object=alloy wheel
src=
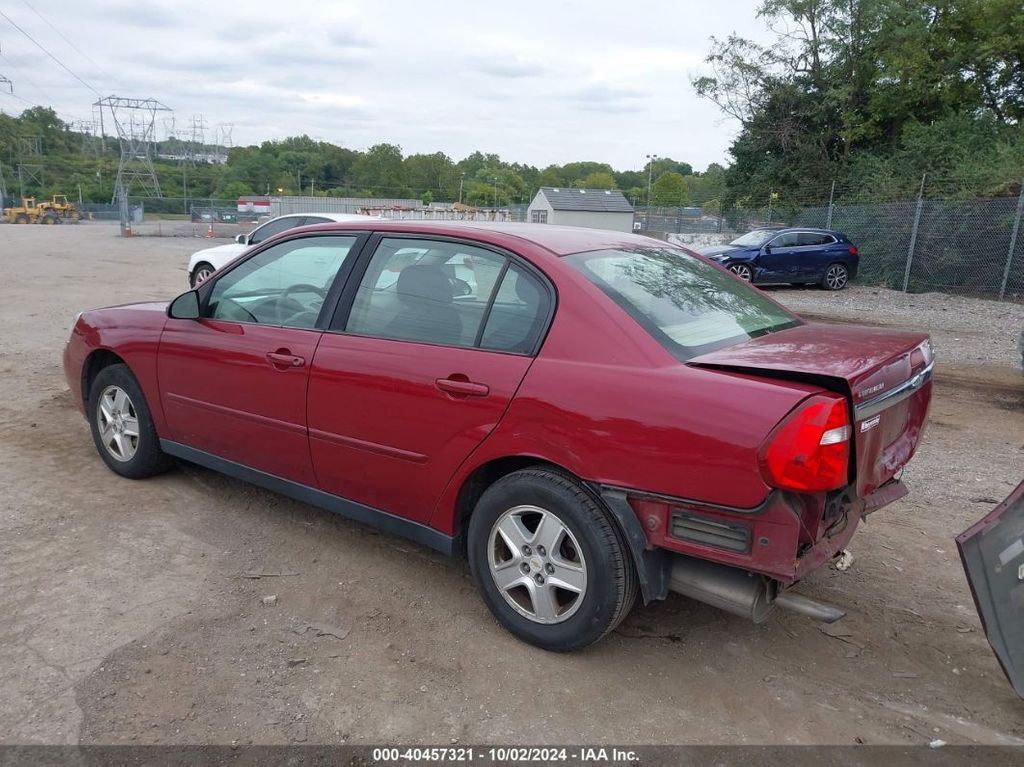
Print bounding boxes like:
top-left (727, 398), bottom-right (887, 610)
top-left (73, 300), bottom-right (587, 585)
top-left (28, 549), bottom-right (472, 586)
top-left (729, 263), bottom-right (753, 281)
top-left (193, 266), bottom-right (213, 286)
top-left (488, 505), bottom-right (588, 624)
top-left (825, 264), bottom-right (848, 290)
top-left (96, 385), bottom-right (140, 462)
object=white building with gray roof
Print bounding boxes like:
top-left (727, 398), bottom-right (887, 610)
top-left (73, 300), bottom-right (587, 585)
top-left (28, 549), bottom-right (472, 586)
top-left (526, 187), bottom-right (635, 232)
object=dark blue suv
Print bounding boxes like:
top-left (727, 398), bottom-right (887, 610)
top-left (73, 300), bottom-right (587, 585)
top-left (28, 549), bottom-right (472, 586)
top-left (699, 227), bottom-right (859, 290)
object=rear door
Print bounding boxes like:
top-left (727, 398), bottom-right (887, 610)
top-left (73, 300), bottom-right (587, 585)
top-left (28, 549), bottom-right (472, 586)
top-left (957, 481), bottom-right (1024, 699)
top-left (796, 232), bottom-right (838, 280)
top-left (306, 236), bottom-right (553, 523)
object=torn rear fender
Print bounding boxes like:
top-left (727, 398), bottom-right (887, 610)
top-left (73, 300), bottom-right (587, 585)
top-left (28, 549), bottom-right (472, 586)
top-left (956, 480), bottom-right (1024, 699)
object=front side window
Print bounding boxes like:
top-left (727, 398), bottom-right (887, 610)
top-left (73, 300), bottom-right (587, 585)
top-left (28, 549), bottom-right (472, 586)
top-left (207, 235), bottom-right (357, 328)
top-left (345, 238), bottom-right (507, 347)
top-left (249, 216), bottom-right (304, 244)
top-left (565, 247), bottom-right (799, 360)
top-left (769, 232), bottom-right (800, 248)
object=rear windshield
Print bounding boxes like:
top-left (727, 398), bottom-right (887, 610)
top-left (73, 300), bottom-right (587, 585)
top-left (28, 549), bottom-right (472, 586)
top-left (564, 247), bottom-right (800, 360)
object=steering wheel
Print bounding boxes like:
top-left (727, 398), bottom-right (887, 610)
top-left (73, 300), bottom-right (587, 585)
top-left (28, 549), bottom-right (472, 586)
top-left (274, 283), bottom-right (327, 324)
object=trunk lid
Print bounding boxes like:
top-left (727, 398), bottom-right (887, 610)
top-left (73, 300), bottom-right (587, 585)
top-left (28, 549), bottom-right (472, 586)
top-left (689, 322), bottom-right (932, 497)
top-left (957, 481), bottom-right (1024, 699)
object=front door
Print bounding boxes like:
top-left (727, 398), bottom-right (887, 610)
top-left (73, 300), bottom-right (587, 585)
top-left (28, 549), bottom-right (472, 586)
top-left (757, 231), bottom-right (803, 281)
top-left (307, 236), bottom-right (553, 523)
top-left (158, 233), bottom-right (362, 485)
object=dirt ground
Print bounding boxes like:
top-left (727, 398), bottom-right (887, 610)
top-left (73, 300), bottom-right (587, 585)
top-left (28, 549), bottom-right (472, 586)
top-left (1, 222), bottom-right (1022, 746)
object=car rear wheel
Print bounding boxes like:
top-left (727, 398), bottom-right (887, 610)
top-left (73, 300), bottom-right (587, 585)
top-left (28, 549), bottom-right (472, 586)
top-left (822, 262), bottom-right (849, 291)
top-left (88, 364), bottom-right (173, 479)
top-left (467, 468), bottom-right (637, 652)
top-left (728, 263), bottom-right (754, 282)
top-left (190, 262), bottom-right (215, 287)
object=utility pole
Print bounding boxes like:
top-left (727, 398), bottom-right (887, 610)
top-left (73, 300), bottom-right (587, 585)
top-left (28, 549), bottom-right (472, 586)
top-left (459, 173), bottom-right (465, 204)
top-left (646, 154), bottom-right (658, 206)
top-left (492, 177), bottom-right (498, 208)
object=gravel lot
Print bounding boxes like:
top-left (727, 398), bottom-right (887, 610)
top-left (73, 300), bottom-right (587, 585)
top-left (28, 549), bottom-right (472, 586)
top-left (1, 223), bottom-right (1022, 746)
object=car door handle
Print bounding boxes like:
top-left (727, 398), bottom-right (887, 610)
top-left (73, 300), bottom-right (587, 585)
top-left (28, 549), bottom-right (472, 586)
top-left (435, 377), bottom-right (490, 397)
top-left (266, 351), bottom-right (305, 368)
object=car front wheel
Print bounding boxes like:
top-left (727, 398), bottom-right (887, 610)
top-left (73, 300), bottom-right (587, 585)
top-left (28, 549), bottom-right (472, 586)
top-left (467, 468), bottom-right (637, 652)
top-left (728, 263), bottom-right (754, 281)
top-left (88, 364), bottom-right (173, 479)
top-left (822, 262), bottom-right (849, 290)
top-left (190, 262), bottom-right (215, 287)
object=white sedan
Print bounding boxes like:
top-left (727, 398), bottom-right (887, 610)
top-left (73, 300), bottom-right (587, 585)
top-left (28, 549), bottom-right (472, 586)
top-left (187, 213), bottom-right (380, 287)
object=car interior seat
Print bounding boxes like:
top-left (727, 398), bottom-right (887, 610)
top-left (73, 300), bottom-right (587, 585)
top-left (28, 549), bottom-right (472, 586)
top-left (383, 264), bottom-right (463, 345)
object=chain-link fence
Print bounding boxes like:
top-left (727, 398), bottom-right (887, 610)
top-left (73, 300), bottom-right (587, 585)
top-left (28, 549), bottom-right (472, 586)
top-left (636, 178), bottom-right (1024, 301)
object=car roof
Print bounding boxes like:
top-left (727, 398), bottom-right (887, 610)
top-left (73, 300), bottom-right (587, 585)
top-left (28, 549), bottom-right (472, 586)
top-left (272, 212), bottom-right (381, 222)
top-left (287, 220), bottom-right (669, 257)
top-left (751, 226), bottom-right (841, 235)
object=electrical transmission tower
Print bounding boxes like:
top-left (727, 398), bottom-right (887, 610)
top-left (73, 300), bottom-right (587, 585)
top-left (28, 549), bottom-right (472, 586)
top-left (70, 119), bottom-right (99, 156)
top-left (0, 161), bottom-right (8, 208)
top-left (215, 123), bottom-right (233, 163)
top-left (15, 135), bottom-right (43, 198)
top-left (93, 96), bottom-right (171, 202)
top-left (187, 113), bottom-right (207, 166)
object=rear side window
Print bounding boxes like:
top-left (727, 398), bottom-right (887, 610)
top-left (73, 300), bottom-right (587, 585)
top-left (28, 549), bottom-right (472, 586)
top-left (798, 232), bottom-right (835, 246)
top-left (480, 265), bottom-right (551, 353)
top-left (342, 238), bottom-right (551, 354)
top-left (565, 247), bottom-right (799, 360)
top-left (345, 238), bottom-right (507, 348)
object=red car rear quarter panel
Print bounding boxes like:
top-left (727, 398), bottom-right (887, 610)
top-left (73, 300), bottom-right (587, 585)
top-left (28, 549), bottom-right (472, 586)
top-left (66, 304), bottom-right (169, 432)
top-left (480, 361), bottom-right (818, 510)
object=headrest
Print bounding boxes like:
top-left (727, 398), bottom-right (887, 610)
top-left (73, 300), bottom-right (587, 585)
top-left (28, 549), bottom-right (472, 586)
top-left (396, 264), bottom-right (453, 305)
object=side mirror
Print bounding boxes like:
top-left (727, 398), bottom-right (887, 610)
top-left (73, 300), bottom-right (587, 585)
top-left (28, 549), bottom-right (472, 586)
top-left (168, 290), bottom-right (201, 320)
top-left (762, 244), bottom-right (772, 253)
top-left (235, 233), bottom-right (248, 245)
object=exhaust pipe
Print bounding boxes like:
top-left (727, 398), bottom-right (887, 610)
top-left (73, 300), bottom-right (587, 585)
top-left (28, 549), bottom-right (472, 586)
top-left (773, 590), bottom-right (846, 623)
top-left (668, 555), bottom-right (847, 624)
top-left (669, 556), bottom-right (776, 623)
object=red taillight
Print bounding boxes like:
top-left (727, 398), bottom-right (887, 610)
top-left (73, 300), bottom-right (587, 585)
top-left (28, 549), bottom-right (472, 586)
top-left (848, 246), bottom-right (858, 256)
top-left (760, 394), bottom-right (851, 492)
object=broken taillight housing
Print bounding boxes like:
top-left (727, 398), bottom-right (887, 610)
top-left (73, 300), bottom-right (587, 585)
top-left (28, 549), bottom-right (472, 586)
top-left (760, 394), bottom-right (851, 492)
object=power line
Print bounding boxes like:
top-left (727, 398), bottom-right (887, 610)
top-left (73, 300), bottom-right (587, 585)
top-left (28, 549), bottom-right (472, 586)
top-left (19, 0), bottom-right (116, 86)
top-left (0, 8), bottom-right (101, 97)
top-left (0, 50), bottom-right (61, 105)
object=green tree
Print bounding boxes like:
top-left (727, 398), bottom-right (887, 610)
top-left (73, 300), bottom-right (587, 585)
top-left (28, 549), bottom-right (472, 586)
top-left (352, 143), bottom-right (406, 196)
top-left (651, 172), bottom-right (690, 206)
top-left (580, 171), bottom-right (616, 189)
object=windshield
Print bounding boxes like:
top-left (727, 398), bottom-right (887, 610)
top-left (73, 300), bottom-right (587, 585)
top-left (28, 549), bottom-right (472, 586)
top-left (564, 247), bottom-right (800, 360)
top-left (729, 230), bottom-right (776, 248)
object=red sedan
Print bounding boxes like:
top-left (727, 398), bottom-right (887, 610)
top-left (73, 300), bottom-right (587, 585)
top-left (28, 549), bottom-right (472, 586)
top-left (63, 222), bottom-right (933, 651)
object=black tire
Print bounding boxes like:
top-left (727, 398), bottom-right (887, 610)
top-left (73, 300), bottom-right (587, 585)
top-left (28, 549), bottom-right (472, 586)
top-left (821, 262), bottom-right (849, 291)
top-left (15, 214), bottom-right (29, 224)
top-left (467, 468), bottom-right (637, 652)
top-left (190, 261), bottom-right (215, 288)
top-left (87, 363), bottom-right (173, 479)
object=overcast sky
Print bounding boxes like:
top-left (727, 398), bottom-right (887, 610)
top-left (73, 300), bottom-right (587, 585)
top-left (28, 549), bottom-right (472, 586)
top-left (0, 0), bottom-right (771, 172)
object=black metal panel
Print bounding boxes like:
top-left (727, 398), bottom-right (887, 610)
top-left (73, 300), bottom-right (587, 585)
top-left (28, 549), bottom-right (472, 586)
top-left (670, 511), bottom-right (752, 553)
